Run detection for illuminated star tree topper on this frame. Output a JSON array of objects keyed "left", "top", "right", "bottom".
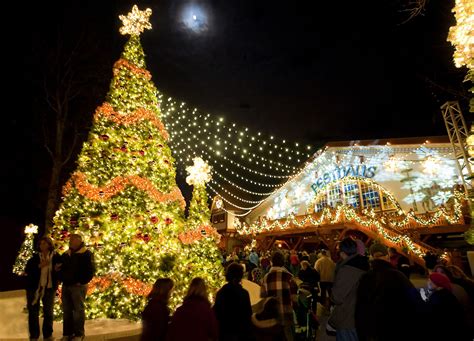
[
  {"left": 119, "top": 5, "right": 153, "bottom": 36},
  {"left": 186, "top": 157, "right": 212, "bottom": 186}
]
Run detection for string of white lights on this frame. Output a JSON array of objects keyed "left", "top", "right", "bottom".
[
  {"left": 172, "top": 137, "right": 295, "bottom": 178},
  {"left": 172, "top": 141, "right": 286, "bottom": 206},
  {"left": 171, "top": 141, "right": 285, "bottom": 189},
  {"left": 158, "top": 94, "right": 312, "bottom": 157},
  {"left": 207, "top": 183, "right": 264, "bottom": 210},
  {"left": 210, "top": 180, "right": 266, "bottom": 204},
  {"left": 213, "top": 172, "right": 276, "bottom": 195},
  {"left": 167, "top": 122, "right": 298, "bottom": 170}
]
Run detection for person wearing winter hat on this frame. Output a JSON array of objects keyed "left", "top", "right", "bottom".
[
  {"left": 428, "top": 272, "right": 452, "bottom": 291},
  {"left": 426, "top": 272, "right": 470, "bottom": 340}
]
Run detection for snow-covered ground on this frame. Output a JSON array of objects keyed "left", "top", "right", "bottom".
[{"left": 0, "top": 290, "right": 141, "bottom": 341}]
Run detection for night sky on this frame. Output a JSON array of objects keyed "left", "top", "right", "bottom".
[{"left": 2, "top": 0, "right": 471, "bottom": 289}]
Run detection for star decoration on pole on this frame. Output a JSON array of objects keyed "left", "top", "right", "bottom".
[
  {"left": 119, "top": 5, "right": 153, "bottom": 36},
  {"left": 186, "top": 157, "right": 212, "bottom": 186}
]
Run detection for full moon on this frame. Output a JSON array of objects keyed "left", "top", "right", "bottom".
[{"left": 180, "top": 4, "right": 209, "bottom": 33}]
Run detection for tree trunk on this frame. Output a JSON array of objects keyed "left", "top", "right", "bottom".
[{"left": 44, "top": 159, "right": 62, "bottom": 234}]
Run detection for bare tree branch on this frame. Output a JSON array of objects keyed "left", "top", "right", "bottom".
[
  {"left": 62, "top": 126, "right": 79, "bottom": 167},
  {"left": 399, "top": 0, "right": 427, "bottom": 25}
]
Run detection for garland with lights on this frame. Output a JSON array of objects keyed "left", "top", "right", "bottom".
[
  {"left": 12, "top": 224, "right": 39, "bottom": 275},
  {"left": 50, "top": 6, "right": 223, "bottom": 320},
  {"left": 113, "top": 59, "right": 152, "bottom": 80},
  {"left": 236, "top": 188, "right": 465, "bottom": 258},
  {"left": 63, "top": 172, "right": 185, "bottom": 208},
  {"left": 94, "top": 103, "right": 169, "bottom": 140},
  {"left": 179, "top": 225, "right": 221, "bottom": 244}
]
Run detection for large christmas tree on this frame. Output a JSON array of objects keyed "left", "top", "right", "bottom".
[{"left": 51, "top": 6, "right": 223, "bottom": 319}]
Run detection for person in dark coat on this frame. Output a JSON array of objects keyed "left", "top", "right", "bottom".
[
  {"left": 355, "top": 243, "right": 425, "bottom": 341},
  {"left": 328, "top": 238, "right": 369, "bottom": 341},
  {"left": 25, "top": 236, "right": 61, "bottom": 341},
  {"left": 251, "top": 297, "right": 286, "bottom": 341},
  {"left": 141, "top": 278, "right": 174, "bottom": 341},
  {"left": 166, "top": 277, "right": 218, "bottom": 341},
  {"left": 213, "top": 263, "right": 253, "bottom": 341},
  {"left": 59, "top": 233, "right": 95, "bottom": 341},
  {"left": 425, "top": 272, "right": 470, "bottom": 341},
  {"left": 298, "top": 260, "right": 320, "bottom": 310},
  {"left": 298, "top": 261, "right": 320, "bottom": 289}
]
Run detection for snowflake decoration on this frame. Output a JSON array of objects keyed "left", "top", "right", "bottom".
[
  {"left": 432, "top": 191, "right": 453, "bottom": 205},
  {"left": 403, "top": 192, "right": 426, "bottom": 204},
  {"left": 186, "top": 157, "right": 212, "bottom": 186},
  {"left": 119, "top": 5, "right": 152, "bottom": 36},
  {"left": 25, "top": 224, "right": 39, "bottom": 234}
]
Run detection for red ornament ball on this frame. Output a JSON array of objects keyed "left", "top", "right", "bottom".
[
  {"left": 100, "top": 134, "right": 109, "bottom": 141},
  {"left": 139, "top": 150, "right": 145, "bottom": 156},
  {"left": 120, "top": 146, "right": 127, "bottom": 152},
  {"left": 111, "top": 213, "right": 118, "bottom": 221},
  {"left": 165, "top": 218, "right": 173, "bottom": 225},
  {"left": 150, "top": 216, "right": 158, "bottom": 224}
]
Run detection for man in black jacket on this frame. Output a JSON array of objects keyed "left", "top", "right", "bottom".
[{"left": 59, "top": 233, "right": 95, "bottom": 341}]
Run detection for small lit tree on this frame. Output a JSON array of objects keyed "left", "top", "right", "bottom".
[{"left": 13, "top": 224, "right": 39, "bottom": 275}]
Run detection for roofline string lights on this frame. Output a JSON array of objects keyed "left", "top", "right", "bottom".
[{"left": 235, "top": 189, "right": 465, "bottom": 257}]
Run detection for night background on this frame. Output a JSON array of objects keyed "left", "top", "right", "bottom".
[{"left": 2, "top": 0, "right": 471, "bottom": 290}]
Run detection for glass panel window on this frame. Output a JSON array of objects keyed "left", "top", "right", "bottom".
[
  {"left": 382, "top": 194, "right": 397, "bottom": 210},
  {"left": 360, "top": 182, "right": 381, "bottom": 210},
  {"left": 327, "top": 183, "right": 343, "bottom": 208},
  {"left": 344, "top": 182, "right": 360, "bottom": 208}
]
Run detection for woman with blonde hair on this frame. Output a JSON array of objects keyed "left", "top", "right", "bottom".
[
  {"left": 141, "top": 278, "right": 174, "bottom": 341},
  {"left": 25, "top": 236, "right": 61, "bottom": 341},
  {"left": 166, "top": 278, "right": 218, "bottom": 341}
]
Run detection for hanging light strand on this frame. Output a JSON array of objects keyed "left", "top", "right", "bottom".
[
  {"left": 166, "top": 118, "right": 298, "bottom": 171},
  {"left": 158, "top": 94, "right": 312, "bottom": 157}
]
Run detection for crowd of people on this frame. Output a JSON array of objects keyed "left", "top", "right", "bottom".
[{"left": 24, "top": 233, "right": 474, "bottom": 341}]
